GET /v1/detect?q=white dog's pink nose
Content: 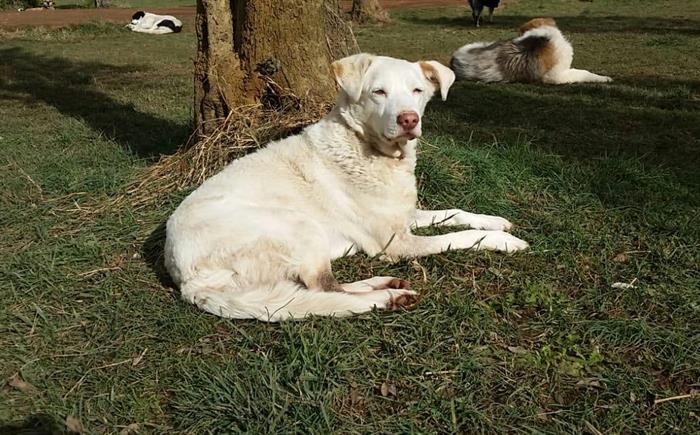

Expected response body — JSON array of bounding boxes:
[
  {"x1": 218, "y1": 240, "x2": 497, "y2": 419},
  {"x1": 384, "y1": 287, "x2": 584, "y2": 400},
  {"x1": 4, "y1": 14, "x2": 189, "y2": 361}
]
[{"x1": 397, "y1": 111, "x2": 419, "y2": 131}]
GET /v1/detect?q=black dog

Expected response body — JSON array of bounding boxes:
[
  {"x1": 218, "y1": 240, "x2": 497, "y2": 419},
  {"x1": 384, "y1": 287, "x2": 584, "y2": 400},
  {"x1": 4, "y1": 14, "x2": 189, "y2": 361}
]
[{"x1": 468, "y1": 0, "x2": 500, "y2": 27}]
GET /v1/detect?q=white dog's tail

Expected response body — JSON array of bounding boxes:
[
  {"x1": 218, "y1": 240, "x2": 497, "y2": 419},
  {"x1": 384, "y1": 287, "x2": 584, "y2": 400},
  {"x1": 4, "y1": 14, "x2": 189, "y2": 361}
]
[{"x1": 180, "y1": 273, "x2": 415, "y2": 322}]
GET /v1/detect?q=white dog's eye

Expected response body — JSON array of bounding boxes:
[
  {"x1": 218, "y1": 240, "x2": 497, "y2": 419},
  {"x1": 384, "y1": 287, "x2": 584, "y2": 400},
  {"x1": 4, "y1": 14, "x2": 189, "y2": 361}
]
[
  {"x1": 413, "y1": 88, "x2": 424, "y2": 94},
  {"x1": 372, "y1": 89, "x2": 387, "y2": 97}
]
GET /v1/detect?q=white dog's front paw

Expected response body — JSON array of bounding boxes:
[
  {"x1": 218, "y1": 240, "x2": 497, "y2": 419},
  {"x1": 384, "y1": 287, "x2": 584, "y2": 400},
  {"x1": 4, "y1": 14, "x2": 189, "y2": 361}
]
[
  {"x1": 464, "y1": 213, "x2": 513, "y2": 232},
  {"x1": 473, "y1": 231, "x2": 529, "y2": 253},
  {"x1": 601, "y1": 75, "x2": 613, "y2": 83}
]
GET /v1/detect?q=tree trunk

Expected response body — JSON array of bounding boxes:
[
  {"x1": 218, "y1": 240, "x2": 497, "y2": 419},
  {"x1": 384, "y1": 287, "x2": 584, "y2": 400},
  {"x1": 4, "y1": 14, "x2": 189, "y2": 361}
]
[
  {"x1": 194, "y1": 0, "x2": 358, "y2": 136},
  {"x1": 350, "y1": 0, "x2": 390, "y2": 24}
]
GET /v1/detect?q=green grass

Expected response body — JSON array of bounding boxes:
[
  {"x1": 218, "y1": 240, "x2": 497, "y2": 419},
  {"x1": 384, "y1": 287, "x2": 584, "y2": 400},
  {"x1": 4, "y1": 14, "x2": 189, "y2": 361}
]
[{"x1": 1, "y1": 0, "x2": 699, "y2": 432}]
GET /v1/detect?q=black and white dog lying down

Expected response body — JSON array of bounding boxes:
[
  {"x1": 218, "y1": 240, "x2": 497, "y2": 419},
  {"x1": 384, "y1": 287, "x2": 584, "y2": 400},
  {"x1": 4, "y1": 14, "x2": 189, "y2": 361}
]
[
  {"x1": 127, "y1": 11, "x2": 182, "y2": 34},
  {"x1": 468, "y1": 0, "x2": 500, "y2": 27}
]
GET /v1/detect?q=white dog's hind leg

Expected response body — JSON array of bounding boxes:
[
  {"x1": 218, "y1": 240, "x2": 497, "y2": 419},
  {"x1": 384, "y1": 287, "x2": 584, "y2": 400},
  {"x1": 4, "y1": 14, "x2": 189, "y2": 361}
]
[
  {"x1": 341, "y1": 276, "x2": 411, "y2": 293},
  {"x1": 183, "y1": 277, "x2": 416, "y2": 322},
  {"x1": 547, "y1": 68, "x2": 612, "y2": 84},
  {"x1": 178, "y1": 220, "x2": 416, "y2": 321},
  {"x1": 412, "y1": 209, "x2": 513, "y2": 231}
]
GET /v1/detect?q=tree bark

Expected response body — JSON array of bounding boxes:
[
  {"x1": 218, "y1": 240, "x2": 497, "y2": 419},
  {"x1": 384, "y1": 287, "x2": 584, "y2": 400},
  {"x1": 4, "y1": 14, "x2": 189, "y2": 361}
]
[
  {"x1": 350, "y1": 0, "x2": 390, "y2": 24},
  {"x1": 194, "y1": 0, "x2": 358, "y2": 136}
]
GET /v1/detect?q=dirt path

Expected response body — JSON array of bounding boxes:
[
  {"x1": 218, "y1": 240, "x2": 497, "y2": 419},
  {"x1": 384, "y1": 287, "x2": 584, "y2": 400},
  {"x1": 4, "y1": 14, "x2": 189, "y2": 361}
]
[{"x1": 0, "y1": 1, "x2": 466, "y2": 30}]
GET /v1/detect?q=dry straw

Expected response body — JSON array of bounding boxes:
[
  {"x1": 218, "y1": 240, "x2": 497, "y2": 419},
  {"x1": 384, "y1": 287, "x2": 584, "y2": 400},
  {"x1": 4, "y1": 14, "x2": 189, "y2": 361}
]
[{"x1": 112, "y1": 83, "x2": 331, "y2": 210}]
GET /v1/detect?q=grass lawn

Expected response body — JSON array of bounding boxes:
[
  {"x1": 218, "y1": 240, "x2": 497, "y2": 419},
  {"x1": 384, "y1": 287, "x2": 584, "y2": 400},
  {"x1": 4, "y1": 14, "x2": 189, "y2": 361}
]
[{"x1": 1, "y1": 0, "x2": 699, "y2": 432}]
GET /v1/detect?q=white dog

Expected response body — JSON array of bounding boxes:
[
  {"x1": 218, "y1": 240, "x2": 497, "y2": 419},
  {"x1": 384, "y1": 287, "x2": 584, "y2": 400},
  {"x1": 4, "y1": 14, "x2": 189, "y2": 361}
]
[
  {"x1": 451, "y1": 18, "x2": 612, "y2": 84},
  {"x1": 164, "y1": 54, "x2": 530, "y2": 322},
  {"x1": 127, "y1": 11, "x2": 182, "y2": 34}
]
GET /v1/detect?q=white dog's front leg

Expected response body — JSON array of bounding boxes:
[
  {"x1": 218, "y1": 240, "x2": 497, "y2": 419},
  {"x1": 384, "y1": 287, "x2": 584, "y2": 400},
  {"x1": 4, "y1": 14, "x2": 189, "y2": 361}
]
[
  {"x1": 385, "y1": 230, "x2": 529, "y2": 258},
  {"x1": 548, "y1": 68, "x2": 612, "y2": 84},
  {"x1": 412, "y1": 209, "x2": 513, "y2": 231}
]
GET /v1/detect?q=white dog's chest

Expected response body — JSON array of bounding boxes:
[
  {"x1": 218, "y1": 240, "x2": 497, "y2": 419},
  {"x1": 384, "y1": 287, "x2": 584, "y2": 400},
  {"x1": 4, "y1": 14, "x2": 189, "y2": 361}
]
[{"x1": 323, "y1": 165, "x2": 417, "y2": 253}]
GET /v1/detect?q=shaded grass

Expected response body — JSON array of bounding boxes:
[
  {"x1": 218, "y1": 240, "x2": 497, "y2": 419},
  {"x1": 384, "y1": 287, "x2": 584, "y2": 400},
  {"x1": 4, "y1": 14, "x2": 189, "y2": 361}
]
[{"x1": 1, "y1": 1, "x2": 699, "y2": 433}]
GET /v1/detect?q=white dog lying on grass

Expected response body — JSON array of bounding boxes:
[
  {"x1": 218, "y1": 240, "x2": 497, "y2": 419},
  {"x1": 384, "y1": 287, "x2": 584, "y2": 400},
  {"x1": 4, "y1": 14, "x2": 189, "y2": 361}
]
[
  {"x1": 127, "y1": 11, "x2": 182, "y2": 34},
  {"x1": 164, "y1": 53, "x2": 530, "y2": 322}
]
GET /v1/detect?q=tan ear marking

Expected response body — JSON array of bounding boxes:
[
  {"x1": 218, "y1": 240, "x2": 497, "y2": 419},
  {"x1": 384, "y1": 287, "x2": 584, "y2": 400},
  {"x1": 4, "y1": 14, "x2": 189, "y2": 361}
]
[
  {"x1": 418, "y1": 60, "x2": 455, "y2": 101},
  {"x1": 332, "y1": 53, "x2": 375, "y2": 102},
  {"x1": 419, "y1": 62, "x2": 438, "y2": 85}
]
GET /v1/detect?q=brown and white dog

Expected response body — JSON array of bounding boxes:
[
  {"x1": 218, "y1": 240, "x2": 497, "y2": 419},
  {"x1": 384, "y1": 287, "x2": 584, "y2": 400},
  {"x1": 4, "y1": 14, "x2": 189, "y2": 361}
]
[{"x1": 450, "y1": 18, "x2": 612, "y2": 84}]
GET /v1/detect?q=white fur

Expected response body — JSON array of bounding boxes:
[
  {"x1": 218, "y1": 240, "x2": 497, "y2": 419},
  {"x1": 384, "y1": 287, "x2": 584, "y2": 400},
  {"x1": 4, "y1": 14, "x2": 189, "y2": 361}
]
[
  {"x1": 127, "y1": 12, "x2": 182, "y2": 35},
  {"x1": 164, "y1": 54, "x2": 529, "y2": 322}
]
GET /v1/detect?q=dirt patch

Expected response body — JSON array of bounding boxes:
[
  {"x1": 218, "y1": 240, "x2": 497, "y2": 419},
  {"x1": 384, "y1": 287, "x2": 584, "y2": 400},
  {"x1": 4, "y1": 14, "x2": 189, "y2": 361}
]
[
  {"x1": 0, "y1": 6, "x2": 194, "y2": 30},
  {"x1": 0, "y1": 1, "x2": 466, "y2": 30}
]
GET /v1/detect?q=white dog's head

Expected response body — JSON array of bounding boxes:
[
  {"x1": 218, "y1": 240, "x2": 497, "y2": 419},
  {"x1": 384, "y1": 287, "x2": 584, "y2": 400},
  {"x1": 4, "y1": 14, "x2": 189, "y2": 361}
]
[{"x1": 332, "y1": 54, "x2": 455, "y2": 158}]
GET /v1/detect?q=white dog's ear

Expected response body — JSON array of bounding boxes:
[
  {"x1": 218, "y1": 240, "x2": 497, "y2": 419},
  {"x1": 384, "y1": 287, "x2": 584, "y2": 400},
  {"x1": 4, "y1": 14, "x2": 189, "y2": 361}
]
[
  {"x1": 418, "y1": 61, "x2": 456, "y2": 101},
  {"x1": 332, "y1": 53, "x2": 376, "y2": 102}
]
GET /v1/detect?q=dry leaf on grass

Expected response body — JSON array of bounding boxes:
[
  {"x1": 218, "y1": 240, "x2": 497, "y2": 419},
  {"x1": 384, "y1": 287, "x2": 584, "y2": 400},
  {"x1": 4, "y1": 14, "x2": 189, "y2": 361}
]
[
  {"x1": 380, "y1": 381, "x2": 397, "y2": 397},
  {"x1": 576, "y1": 378, "x2": 603, "y2": 389},
  {"x1": 65, "y1": 415, "x2": 83, "y2": 434},
  {"x1": 119, "y1": 423, "x2": 140, "y2": 434},
  {"x1": 8, "y1": 373, "x2": 38, "y2": 394},
  {"x1": 611, "y1": 281, "x2": 637, "y2": 289},
  {"x1": 350, "y1": 388, "x2": 363, "y2": 407},
  {"x1": 613, "y1": 252, "x2": 629, "y2": 263}
]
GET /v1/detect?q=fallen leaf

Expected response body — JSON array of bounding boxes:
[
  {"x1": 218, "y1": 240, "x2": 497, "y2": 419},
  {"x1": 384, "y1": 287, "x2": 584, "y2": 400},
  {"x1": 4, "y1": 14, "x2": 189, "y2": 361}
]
[
  {"x1": 613, "y1": 253, "x2": 629, "y2": 263},
  {"x1": 611, "y1": 282, "x2": 636, "y2": 289},
  {"x1": 120, "y1": 423, "x2": 140, "y2": 435},
  {"x1": 576, "y1": 378, "x2": 603, "y2": 389},
  {"x1": 350, "y1": 388, "x2": 363, "y2": 407},
  {"x1": 65, "y1": 415, "x2": 83, "y2": 434},
  {"x1": 380, "y1": 381, "x2": 397, "y2": 397},
  {"x1": 8, "y1": 374, "x2": 38, "y2": 394},
  {"x1": 507, "y1": 346, "x2": 528, "y2": 354}
]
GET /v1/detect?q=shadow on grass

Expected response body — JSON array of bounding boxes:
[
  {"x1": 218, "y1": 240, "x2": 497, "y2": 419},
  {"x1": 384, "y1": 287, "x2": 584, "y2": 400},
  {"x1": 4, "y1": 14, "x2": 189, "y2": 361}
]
[
  {"x1": 0, "y1": 414, "x2": 66, "y2": 435},
  {"x1": 403, "y1": 14, "x2": 700, "y2": 35},
  {"x1": 142, "y1": 220, "x2": 175, "y2": 289},
  {"x1": 0, "y1": 47, "x2": 188, "y2": 158},
  {"x1": 427, "y1": 77, "x2": 700, "y2": 192}
]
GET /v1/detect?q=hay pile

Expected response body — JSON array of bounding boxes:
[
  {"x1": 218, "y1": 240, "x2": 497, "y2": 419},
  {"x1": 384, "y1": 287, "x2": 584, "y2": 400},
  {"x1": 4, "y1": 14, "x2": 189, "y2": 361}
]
[{"x1": 120, "y1": 89, "x2": 332, "y2": 209}]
